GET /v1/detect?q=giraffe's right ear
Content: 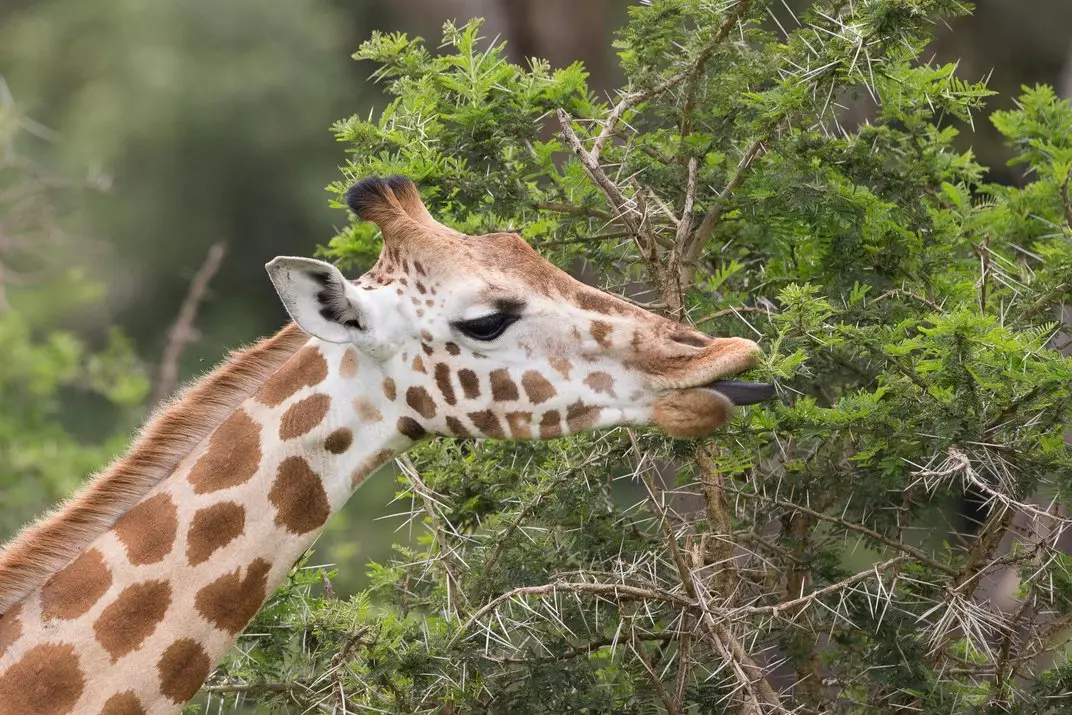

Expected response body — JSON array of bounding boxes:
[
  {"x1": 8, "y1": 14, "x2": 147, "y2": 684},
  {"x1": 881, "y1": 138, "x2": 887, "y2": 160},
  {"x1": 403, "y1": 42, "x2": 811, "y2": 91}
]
[{"x1": 266, "y1": 257, "x2": 363, "y2": 343}]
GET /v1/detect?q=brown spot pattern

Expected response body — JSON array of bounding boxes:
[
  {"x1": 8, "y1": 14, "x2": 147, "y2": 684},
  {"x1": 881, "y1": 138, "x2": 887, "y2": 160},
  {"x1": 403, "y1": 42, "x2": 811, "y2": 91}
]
[
  {"x1": 445, "y1": 342, "x2": 461, "y2": 356},
  {"x1": 406, "y1": 386, "x2": 437, "y2": 419},
  {"x1": 412, "y1": 355, "x2": 427, "y2": 373},
  {"x1": 522, "y1": 370, "x2": 557, "y2": 404},
  {"x1": 458, "y1": 369, "x2": 480, "y2": 399},
  {"x1": 0, "y1": 604, "x2": 23, "y2": 660},
  {"x1": 566, "y1": 401, "x2": 602, "y2": 432},
  {"x1": 421, "y1": 342, "x2": 434, "y2": 356},
  {"x1": 195, "y1": 558, "x2": 271, "y2": 634},
  {"x1": 352, "y1": 449, "x2": 395, "y2": 488},
  {"x1": 256, "y1": 346, "x2": 328, "y2": 407},
  {"x1": 40, "y1": 548, "x2": 111, "y2": 620},
  {"x1": 0, "y1": 643, "x2": 84, "y2": 715},
  {"x1": 590, "y1": 321, "x2": 613, "y2": 347},
  {"x1": 325, "y1": 428, "x2": 353, "y2": 454},
  {"x1": 506, "y1": 412, "x2": 533, "y2": 439},
  {"x1": 549, "y1": 357, "x2": 573, "y2": 379},
  {"x1": 339, "y1": 350, "x2": 359, "y2": 378},
  {"x1": 468, "y1": 411, "x2": 505, "y2": 438},
  {"x1": 279, "y1": 393, "x2": 331, "y2": 440},
  {"x1": 186, "y1": 501, "x2": 246, "y2": 566},
  {"x1": 398, "y1": 416, "x2": 427, "y2": 441},
  {"x1": 539, "y1": 411, "x2": 562, "y2": 438},
  {"x1": 578, "y1": 289, "x2": 633, "y2": 315},
  {"x1": 269, "y1": 457, "x2": 331, "y2": 535},
  {"x1": 434, "y1": 363, "x2": 457, "y2": 406},
  {"x1": 112, "y1": 493, "x2": 178, "y2": 566},
  {"x1": 445, "y1": 416, "x2": 471, "y2": 438},
  {"x1": 583, "y1": 372, "x2": 617, "y2": 397},
  {"x1": 157, "y1": 638, "x2": 212, "y2": 704},
  {"x1": 101, "y1": 692, "x2": 146, "y2": 715},
  {"x1": 353, "y1": 397, "x2": 383, "y2": 423},
  {"x1": 490, "y1": 369, "x2": 519, "y2": 401},
  {"x1": 94, "y1": 580, "x2": 171, "y2": 661},
  {"x1": 383, "y1": 378, "x2": 397, "y2": 401},
  {"x1": 187, "y1": 409, "x2": 262, "y2": 494}
]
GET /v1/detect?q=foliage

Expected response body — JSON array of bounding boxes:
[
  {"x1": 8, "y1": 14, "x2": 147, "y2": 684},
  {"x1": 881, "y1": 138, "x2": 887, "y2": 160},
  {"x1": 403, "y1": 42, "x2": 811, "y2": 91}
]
[
  {"x1": 202, "y1": 2, "x2": 1072, "y2": 712},
  {"x1": 0, "y1": 108, "x2": 149, "y2": 539}
]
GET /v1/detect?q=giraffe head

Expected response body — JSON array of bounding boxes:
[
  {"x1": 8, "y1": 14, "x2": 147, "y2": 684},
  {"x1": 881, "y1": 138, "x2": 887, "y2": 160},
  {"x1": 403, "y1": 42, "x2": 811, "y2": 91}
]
[{"x1": 267, "y1": 176, "x2": 772, "y2": 443}]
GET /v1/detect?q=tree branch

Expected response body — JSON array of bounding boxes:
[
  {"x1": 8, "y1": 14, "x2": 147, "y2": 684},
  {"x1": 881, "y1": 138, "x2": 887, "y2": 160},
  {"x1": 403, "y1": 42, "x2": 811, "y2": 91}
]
[{"x1": 153, "y1": 242, "x2": 227, "y2": 405}]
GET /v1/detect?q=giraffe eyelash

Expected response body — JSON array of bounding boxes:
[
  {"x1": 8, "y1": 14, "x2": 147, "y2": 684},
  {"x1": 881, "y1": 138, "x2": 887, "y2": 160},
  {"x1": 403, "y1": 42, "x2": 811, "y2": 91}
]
[{"x1": 453, "y1": 313, "x2": 520, "y2": 341}]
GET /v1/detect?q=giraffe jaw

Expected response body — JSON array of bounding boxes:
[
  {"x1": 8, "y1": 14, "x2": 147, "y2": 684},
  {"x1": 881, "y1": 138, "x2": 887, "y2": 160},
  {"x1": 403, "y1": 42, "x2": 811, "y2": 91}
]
[{"x1": 703, "y1": 380, "x2": 776, "y2": 406}]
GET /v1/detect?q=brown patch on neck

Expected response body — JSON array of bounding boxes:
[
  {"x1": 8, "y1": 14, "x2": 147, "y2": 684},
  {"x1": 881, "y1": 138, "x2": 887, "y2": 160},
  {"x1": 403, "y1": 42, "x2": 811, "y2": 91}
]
[
  {"x1": 93, "y1": 580, "x2": 172, "y2": 661},
  {"x1": 256, "y1": 345, "x2": 328, "y2": 407},
  {"x1": 101, "y1": 692, "x2": 147, "y2": 715},
  {"x1": 194, "y1": 558, "x2": 272, "y2": 634},
  {"x1": 521, "y1": 371, "x2": 557, "y2": 404},
  {"x1": 269, "y1": 457, "x2": 331, "y2": 535},
  {"x1": 186, "y1": 502, "x2": 246, "y2": 566},
  {"x1": 40, "y1": 547, "x2": 112, "y2": 620},
  {"x1": 112, "y1": 493, "x2": 179, "y2": 566},
  {"x1": 324, "y1": 428, "x2": 353, "y2": 454},
  {"x1": 566, "y1": 401, "x2": 602, "y2": 433},
  {"x1": 468, "y1": 410, "x2": 505, "y2": 438},
  {"x1": 583, "y1": 372, "x2": 617, "y2": 398},
  {"x1": 0, "y1": 603, "x2": 23, "y2": 660},
  {"x1": 339, "y1": 349, "x2": 359, "y2": 378},
  {"x1": 352, "y1": 449, "x2": 395, "y2": 488},
  {"x1": 0, "y1": 323, "x2": 308, "y2": 616},
  {"x1": 589, "y1": 321, "x2": 614, "y2": 347},
  {"x1": 397, "y1": 416, "x2": 427, "y2": 441},
  {"x1": 0, "y1": 643, "x2": 85, "y2": 715},
  {"x1": 279, "y1": 393, "x2": 332, "y2": 439},
  {"x1": 157, "y1": 638, "x2": 211, "y2": 704},
  {"x1": 187, "y1": 409, "x2": 263, "y2": 494},
  {"x1": 406, "y1": 386, "x2": 437, "y2": 419},
  {"x1": 434, "y1": 363, "x2": 457, "y2": 406},
  {"x1": 353, "y1": 397, "x2": 383, "y2": 423},
  {"x1": 539, "y1": 411, "x2": 562, "y2": 439},
  {"x1": 549, "y1": 357, "x2": 573, "y2": 380},
  {"x1": 490, "y1": 369, "x2": 520, "y2": 401},
  {"x1": 458, "y1": 369, "x2": 481, "y2": 399},
  {"x1": 505, "y1": 412, "x2": 533, "y2": 439}
]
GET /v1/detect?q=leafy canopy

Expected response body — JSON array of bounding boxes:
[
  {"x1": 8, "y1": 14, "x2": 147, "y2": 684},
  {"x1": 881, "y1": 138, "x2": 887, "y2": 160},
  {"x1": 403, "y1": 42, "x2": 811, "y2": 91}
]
[{"x1": 201, "y1": 2, "x2": 1072, "y2": 713}]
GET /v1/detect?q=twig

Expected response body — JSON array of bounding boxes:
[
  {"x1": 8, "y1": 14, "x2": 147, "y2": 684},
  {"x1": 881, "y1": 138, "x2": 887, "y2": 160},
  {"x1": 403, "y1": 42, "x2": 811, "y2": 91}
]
[
  {"x1": 733, "y1": 556, "x2": 906, "y2": 618},
  {"x1": 460, "y1": 581, "x2": 694, "y2": 635},
  {"x1": 730, "y1": 488, "x2": 959, "y2": 576},
  {"x1": 203, "y1": 682, "x2": 296, "y2": 694},
  {"x1": 591, "y1": 0, "x2": 751, "y2": 164},
  {"x1": 153, "y1": 242, "x2": 227, "y2": 405},
  {"x1": 398, "y1": 455, "x2": 470, "y2": 618},
  {"x1": 695, "y1": 305, "x2": 773, "y2": 325},
  {"x1": 676, "y1": 135, "x2": 770, "y2": 290}
]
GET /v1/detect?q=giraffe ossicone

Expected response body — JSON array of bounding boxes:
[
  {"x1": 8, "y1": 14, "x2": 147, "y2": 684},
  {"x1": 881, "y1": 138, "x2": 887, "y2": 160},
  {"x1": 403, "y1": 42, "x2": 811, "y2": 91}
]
[{"x1": 0, "y1": 175, "x2": 772, "y2": 714}]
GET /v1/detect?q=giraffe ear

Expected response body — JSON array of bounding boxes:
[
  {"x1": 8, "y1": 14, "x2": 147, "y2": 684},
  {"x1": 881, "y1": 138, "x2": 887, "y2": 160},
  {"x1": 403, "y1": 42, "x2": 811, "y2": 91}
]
[{"x1": 266, "y1": 257, "x2": 363, "y2": 343}]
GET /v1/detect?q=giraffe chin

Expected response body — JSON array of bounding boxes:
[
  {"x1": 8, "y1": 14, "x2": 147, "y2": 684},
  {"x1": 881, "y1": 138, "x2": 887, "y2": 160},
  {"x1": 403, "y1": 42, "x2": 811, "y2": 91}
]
[{"x1": 651, "y1": 389, "x2": 735, "y2": 439}]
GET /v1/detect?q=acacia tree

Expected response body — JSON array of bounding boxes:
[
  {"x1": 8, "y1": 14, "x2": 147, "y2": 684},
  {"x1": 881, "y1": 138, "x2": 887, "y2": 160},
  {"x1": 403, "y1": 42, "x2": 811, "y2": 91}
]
[{"x1": 199, "y1": 1, "x2": 1072, "y2": 712}]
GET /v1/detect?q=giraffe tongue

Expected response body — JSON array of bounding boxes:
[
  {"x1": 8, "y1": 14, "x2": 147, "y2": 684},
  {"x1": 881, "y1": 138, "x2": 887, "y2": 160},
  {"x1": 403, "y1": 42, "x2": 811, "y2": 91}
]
[{"x1": 705, "y1": 380, "x2": 776, "y2": 406}]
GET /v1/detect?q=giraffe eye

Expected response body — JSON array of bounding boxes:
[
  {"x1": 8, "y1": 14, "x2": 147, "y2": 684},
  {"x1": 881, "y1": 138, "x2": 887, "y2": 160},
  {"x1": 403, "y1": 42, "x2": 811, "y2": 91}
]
[{"x1": 454, "y1": 313, "x2": 520, "y2": 342}]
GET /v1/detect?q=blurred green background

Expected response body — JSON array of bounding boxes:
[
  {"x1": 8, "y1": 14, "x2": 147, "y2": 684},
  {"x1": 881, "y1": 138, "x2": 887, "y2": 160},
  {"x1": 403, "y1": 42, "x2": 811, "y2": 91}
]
[{"x1": 2, "y1": 0, "x2": 1071, "y2": 595}]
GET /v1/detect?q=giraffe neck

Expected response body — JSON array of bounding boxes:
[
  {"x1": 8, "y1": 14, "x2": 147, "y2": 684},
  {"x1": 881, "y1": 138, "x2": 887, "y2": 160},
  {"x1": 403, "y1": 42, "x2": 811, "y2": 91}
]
[{"x1": 0, "y1": 339, "x2": 408, "y2": 715}]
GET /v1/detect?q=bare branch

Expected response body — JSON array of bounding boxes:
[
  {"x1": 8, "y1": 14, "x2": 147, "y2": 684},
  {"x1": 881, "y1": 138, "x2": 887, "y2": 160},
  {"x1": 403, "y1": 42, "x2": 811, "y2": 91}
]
[{"x1": 153, "y1": 242, "x2": 227, "y2": 405}]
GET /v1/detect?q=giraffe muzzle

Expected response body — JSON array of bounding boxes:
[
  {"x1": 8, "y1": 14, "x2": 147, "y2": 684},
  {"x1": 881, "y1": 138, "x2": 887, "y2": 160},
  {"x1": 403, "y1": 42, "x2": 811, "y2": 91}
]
[{"x1": 705, "y1": 380, "x2": 776, "y2": 406}]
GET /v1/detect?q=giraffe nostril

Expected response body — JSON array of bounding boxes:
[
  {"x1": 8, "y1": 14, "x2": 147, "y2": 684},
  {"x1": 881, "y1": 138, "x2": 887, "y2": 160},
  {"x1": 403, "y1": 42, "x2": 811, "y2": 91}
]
[{"x1": 669, "y1": 331, "x2": 709, "y2": 349}]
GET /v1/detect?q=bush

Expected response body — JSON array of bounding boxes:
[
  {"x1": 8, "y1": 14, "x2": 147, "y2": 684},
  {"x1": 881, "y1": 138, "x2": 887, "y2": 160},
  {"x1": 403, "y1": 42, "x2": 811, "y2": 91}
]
[{"x1": 203, "y1": 2, "x2": 1072, "y2": 712}]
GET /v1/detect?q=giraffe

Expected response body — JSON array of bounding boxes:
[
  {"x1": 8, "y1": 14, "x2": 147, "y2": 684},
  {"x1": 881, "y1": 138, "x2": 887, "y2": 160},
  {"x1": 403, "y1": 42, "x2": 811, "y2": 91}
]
[{"x1": 0, "y1": 175, "x2": 773, "y2": 715}]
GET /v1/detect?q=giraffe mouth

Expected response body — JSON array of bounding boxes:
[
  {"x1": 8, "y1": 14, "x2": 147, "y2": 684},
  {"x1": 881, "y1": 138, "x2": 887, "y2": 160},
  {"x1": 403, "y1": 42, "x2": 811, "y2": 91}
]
[{"x1": 703, "y1": 380, "x2": 776, "y2": 406}]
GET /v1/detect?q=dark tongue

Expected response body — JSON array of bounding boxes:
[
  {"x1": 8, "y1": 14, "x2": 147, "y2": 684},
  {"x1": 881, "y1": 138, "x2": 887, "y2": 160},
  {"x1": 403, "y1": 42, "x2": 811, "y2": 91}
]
[{"x1": 706, "y1": 380, "x2": 776, "y2": 406}]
